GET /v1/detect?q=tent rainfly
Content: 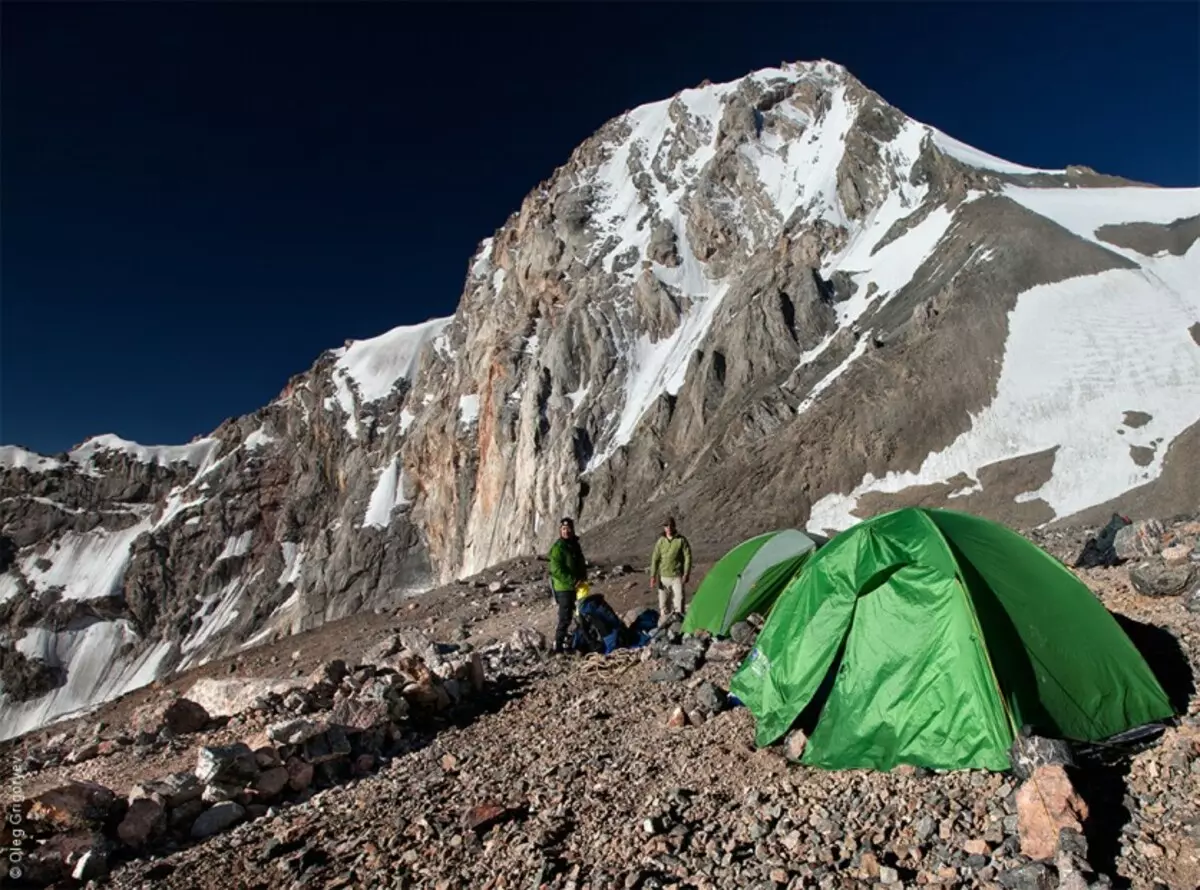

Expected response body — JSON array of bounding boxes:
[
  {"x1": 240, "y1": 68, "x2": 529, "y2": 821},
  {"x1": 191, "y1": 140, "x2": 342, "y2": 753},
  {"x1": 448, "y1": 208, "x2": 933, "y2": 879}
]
[
  {"x1": 729, "y1": 507, "x2": 1175, "y2": 771},
  {"x1": 682, "y1": 529, "x2": 819, "y2": 636}
]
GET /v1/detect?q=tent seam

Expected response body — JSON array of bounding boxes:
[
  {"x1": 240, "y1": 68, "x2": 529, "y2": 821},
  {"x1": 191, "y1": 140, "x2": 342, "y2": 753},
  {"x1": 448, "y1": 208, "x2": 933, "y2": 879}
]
[{"x1": 918, "y1": 511, "x2": 1021, "y2": 747}]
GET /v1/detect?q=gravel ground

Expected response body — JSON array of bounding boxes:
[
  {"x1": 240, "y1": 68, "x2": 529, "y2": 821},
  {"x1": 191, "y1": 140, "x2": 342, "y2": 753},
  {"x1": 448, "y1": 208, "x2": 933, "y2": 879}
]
[{"x1": 4, "y1": 520, "x2": 1198, "y2": 889}]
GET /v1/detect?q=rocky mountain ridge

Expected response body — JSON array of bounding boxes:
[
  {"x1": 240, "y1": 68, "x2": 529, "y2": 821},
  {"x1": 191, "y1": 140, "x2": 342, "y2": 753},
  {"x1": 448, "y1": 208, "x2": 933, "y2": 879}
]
[{"x1": 3, "y1": 59, "x2": 1199, "y2": 740}]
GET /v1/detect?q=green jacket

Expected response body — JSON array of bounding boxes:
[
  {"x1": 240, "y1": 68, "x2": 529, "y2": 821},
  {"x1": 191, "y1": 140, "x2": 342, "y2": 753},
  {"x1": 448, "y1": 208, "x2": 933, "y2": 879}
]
[
  {"x1": 549, "y1": 536, "x2": 587, "y2": 592},
  {"x1": 650, "y1": 534, "x2": 692, "y2": 579}
]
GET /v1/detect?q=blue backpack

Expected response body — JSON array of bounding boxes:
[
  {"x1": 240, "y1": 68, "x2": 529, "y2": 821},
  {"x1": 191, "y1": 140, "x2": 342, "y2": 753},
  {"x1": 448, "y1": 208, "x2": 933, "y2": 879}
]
[{"x1": 573, "y1": 596, "x2": 658, "y2": 654}]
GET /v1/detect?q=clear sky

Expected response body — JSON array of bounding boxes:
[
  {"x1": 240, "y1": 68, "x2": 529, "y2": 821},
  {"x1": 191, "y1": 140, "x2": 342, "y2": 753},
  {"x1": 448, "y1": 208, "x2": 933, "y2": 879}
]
[{"x1": 3, "y1": 2, "x2": 1197, "y2": 454}]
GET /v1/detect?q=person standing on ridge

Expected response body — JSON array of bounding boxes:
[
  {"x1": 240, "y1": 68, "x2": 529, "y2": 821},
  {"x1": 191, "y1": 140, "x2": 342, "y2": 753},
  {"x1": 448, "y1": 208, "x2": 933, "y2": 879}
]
[
  {"x1": 548, "y1": 517, "x2": 587, "y2": 653},
  {"x1": 650, "y1": 516, "x2": 692, "y2": 622}
]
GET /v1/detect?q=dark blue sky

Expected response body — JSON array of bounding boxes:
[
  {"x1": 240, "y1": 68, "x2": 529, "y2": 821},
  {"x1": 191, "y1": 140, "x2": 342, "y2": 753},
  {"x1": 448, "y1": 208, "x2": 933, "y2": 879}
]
[{"x1": 3, "y1": 2, "x2": 1197, "y2": 454}]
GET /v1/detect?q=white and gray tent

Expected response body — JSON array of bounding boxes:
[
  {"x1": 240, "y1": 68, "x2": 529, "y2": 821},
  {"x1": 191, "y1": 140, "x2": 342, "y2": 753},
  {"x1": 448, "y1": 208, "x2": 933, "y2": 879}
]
[{"x1": 682, "y1": 529, "x2": 822, "y2": 636}]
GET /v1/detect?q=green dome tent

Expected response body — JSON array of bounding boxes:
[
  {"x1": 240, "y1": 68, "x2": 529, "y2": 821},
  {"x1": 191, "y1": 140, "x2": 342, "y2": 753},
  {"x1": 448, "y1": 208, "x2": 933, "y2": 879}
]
[
  {"x1": 682, "y1": 529, "x2": 820, "y2": 636},
  {"x1": 729, "y1": 507, "x2": 1174, "y2": 772}
]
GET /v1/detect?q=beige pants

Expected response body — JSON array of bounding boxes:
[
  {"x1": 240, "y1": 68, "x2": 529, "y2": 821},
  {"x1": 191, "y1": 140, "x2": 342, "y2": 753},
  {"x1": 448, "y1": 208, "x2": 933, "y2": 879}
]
[{"x1": 658, "y1": 576, "x2": 685, "y2": 616}]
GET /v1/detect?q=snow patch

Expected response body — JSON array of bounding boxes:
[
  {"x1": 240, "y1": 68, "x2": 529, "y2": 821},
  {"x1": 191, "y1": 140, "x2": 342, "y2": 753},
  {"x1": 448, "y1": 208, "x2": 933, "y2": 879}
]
[
  {"x1": 0, "y1": 446, "x2": 62, "y2": 472},
  {"x1": 930, "y1": 129, "x2": 1060, "y2": 176},
  {"x1": 363, "y1": 455, "x2": 410, "y2": 529},
  {"x1": 566, "y1": 385, "x2": 590, "y2": 410},
  {"x1": 334, "y1": 316, "x2": 452, "y2": 404},
  {"x1": 217, "y1": 531, "x2": 253, "y2": 561},
  {"x1": 278, "y1": 542, "x2": 306, "y2": 587},
  {"x1": 70, "y1": 435, "x2": 220, "y2": 471},
  {"x1": 807, "y1": 248, "x2": 1200, "y2": 532},
  {"x1": 836, "y1": 204, "x2": 958, "y2": 326},
  {"x1": 589, "y1": 223, "x2": 730, "y2": 468},
  {"x1": 244, "y1": 427, "x2": 275, "y2": 451},
  {"x1": 795, "y1": 333, "x2": 873, "y2": 416},
  {"x1": 1004, "y1": 185, "x2": 1200, "y2": 251},
  {"x1": 471, "y1": 238, "x2": 494, "y2": 278},
  {"x1": 458, "y1": 394, "x2": 480, "y2": 427},
  {"x1": 1, "y1": 621, "x2": 174, "y2": 741},
  {"x1": 181, "y1": 579, "x2": 244, "y2": 664},
  {"x1": 399, "y1": 409, "x2": 417, "y2": 434},
  {"x1": 749, "y1": 84, "x2": 858, "y2": 226},
  {"x1": 10, "y1": 523, "x2": 150, "y2": 603},
  {"x1": 329, "y1": 373, "x2": 360, "y2": 439},
  {"x1": 947, "y1": 480, "x2": 983, "y2": 499}
]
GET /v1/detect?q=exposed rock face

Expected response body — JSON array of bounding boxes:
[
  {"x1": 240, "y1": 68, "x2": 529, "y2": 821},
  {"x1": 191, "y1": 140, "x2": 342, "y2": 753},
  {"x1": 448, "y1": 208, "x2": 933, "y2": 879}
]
[{"x1": 3, "y1": 60, "x2": 1198, "y2": 739}]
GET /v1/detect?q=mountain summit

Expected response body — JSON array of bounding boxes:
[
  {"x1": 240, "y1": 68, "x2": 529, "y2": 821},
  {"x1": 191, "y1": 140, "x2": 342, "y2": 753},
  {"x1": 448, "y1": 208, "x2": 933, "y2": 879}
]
[{"x1": 2, "y1": 61, "x2": 1198, "y2": 739}]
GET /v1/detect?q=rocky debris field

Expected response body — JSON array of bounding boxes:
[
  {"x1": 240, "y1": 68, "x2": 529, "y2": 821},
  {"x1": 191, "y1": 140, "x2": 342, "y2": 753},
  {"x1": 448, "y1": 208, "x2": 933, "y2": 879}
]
[{"x1": 2, "y1": 516, "x2": 1199, "y2": 889}]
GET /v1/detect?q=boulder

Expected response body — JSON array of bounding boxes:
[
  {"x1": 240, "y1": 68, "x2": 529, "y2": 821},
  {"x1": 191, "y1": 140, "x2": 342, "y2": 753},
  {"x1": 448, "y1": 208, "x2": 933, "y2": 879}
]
[
  {"x1": 466, "y1": 651, "x2": 486, "y2": 692},
  {"x1": 117, "y1": 798, "x2": 166, "y2": 848},
  {"x1": 997, "y1": 863, "x2": 1056, "y2": 890},
  {"x1": 705, "y1": 640, "x2": 748, "y2": 662},
  {"x1": 1162, "y1": 543, "x2": 1192, "y2": 565},
  {"x1": 267, "y1": 718, "x2": 326, "y2": 745},
  {"x1": 254, "y1": 766, "x2": 290, "y2": 797},
  {"x1": 168, "y1": 798, "x2": 205, "y2": 828},
  {"x1": 1010, "y1": 732, "x2": 1073, "y2": 781},
  {"x1": 649, "y1": 665, "x2": 688, "y2": 683},
  {"x1": 729, "y1": 621, "x2": 756, "y2": 645},
  {"x1": 131, "y1": 694, "x2": 210, "y2": 736},
  {"x1": 1113, "y1": 518, "x2": 1165, "y2": 561},
  {"x1": 254, "y1": 746, "x2": 282, "y2": 769},
  {"x1": 196, "y1": 743, "x2": 259, "y2": 785},
  {"x1": 511, "y1": 626, "x2": 547, "y2": 653},
  {"x1": 130, "y1": 771, "x2": 202, "y2": 808},
  {"x1": 463, "y1": 802, "x2": 523, "y2": 833},
  {"x1": 23, "y1": 831, "x2": 111, "y2": 884},
  {"x1": 367, "y1": 634, "x2": 402, "y2": 663},
  {"x1": 396, "y1": 629, "x2": 441, "y2": 666},
  {"x1": 286, "y1": 756, "x2": 314, "y2": 791},
  {"x1": 27, "y1": 780, "x2": 117, "y2": 830},
  {"x1": 664, "y1": 644, "x2": 704, "y2": 673},
  {"x1": 201, "y1": 782, "x2": 243, "y2": 804},
  {"x1": 184, "y1": 677, "x2": 305, "y2": 717},
  {"x1": 303, "y1": 725, "x2": 351, "y2": 764},
  {"x1": 307, "y1": 659, "x2": 349, "y2": 687},
  {"x1": 67, "y1": 742, "x2": 100, "y2": 764},
  {"x1": 1129, "y1": 559, "x2": 1194, "y2": 597},
  {"x1": 332, "y1": 679, "x2": 409, "y2": 730},
  {"x1": 1015, "y1": 764, "x2": 1088, "y2": 860},
  {"x1": 693, "y1": 681, "x2": 728, "y2": 715},
  {"x1": 282, "y1": 689, "x2": 313, "y2": 713},
  {"x1": 403, "y1": 678, "x2": 452, "y2": 711},
  {"x1": 784, "y1": 729, "x2": 808, "y2": 763},
  {"x1": 190, "y1": 801, "x2": 246, "y2": 839},
  {"x1": 1186, "y1": 582, "x2": 1200, "y2": 614},
  {"x1": 666, "y1": 706, "x2": 689, "y2": 728}
]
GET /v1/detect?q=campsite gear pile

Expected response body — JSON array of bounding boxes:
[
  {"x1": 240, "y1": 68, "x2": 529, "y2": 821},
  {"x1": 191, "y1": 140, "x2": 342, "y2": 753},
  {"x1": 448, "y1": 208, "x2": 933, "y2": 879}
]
[{"x1": 572, "y1": 583, "x2": 657, "y2": 655}]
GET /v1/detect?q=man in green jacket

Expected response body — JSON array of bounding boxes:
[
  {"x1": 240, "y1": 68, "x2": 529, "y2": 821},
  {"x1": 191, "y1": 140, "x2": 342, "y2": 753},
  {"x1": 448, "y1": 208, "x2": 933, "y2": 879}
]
[
  {"x1": 650, "y1": 516, "x2": 692, "y2": 621},
  {"x1": 548, "y1": 517, "x2": 587, "y2": 653}
]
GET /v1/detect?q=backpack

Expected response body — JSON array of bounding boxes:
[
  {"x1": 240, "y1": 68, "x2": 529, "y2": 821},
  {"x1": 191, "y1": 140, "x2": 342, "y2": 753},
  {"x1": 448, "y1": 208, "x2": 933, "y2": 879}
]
[
  {"x1": 573, "y1": 594, "x2": 633, "y2": 654},
  {"x1": 1073, "y1": 513, "x2": 1132, "y2": 568},
  {"x1": 573, "y1": 597, "x2": 659, "y2": 654}
]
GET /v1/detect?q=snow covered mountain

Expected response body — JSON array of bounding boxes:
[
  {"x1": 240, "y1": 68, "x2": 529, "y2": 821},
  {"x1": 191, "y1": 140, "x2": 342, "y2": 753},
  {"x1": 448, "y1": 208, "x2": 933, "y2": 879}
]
[{"x1": 3, "y1": 60, "x2": 1198, "y2": 740}]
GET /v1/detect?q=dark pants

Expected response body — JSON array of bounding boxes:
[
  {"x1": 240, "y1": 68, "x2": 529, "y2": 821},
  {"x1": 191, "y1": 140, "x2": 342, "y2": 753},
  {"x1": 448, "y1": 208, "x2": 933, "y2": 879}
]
[{"x1": 552, "y1": 589, "x2": 575, "y2": 651}]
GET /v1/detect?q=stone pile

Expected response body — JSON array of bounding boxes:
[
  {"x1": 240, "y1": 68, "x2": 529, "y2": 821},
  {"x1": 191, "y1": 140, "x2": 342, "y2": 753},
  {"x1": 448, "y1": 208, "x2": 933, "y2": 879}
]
[{"x1": 9, "y1": 638, "x2": 489, "y2": 886}]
